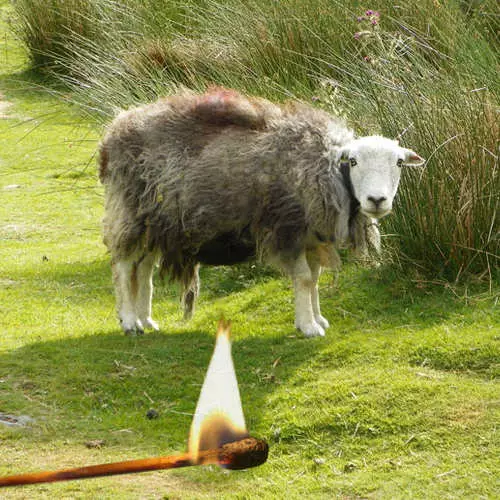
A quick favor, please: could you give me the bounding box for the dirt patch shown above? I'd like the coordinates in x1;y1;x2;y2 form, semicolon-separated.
0;91;13;118
446;403;485;430
0;91;23;119
0;99;13;118
0;278;19;287
0;224;28;241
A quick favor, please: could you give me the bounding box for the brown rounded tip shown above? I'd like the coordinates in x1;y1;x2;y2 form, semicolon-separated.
217;437;269;470
217;317;232;336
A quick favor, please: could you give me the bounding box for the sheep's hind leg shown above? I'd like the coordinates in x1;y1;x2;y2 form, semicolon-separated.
182;263;200;320
136;252;159;331
306;251;330;330
112;255;144;336
289;252;325;338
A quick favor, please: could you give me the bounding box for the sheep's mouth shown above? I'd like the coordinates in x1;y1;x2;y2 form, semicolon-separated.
361;207;391;219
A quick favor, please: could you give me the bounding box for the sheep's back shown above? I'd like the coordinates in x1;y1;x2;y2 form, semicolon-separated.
98;87;340;183
98;88;355;261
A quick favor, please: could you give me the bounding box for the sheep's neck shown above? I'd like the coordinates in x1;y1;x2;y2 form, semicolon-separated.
339;160;361;243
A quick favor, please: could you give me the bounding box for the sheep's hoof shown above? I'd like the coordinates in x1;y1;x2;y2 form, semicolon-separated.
142;317;159;331
124;326;144;336
297;322;325;338
121;318;145;336
315;315;330;329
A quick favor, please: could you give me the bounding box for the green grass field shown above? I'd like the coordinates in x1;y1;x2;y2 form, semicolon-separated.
0;1;499;498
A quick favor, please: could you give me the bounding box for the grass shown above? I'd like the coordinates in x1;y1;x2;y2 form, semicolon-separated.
1;1;499;498
8;0;500;281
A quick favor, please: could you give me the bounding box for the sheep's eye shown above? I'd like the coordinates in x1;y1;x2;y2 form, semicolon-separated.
397;158;404;167
350;158;357;167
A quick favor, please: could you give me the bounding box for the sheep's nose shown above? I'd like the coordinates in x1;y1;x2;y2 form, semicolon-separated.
368;196;387;209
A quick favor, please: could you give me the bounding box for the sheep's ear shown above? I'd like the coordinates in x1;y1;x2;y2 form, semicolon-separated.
401;148;425;167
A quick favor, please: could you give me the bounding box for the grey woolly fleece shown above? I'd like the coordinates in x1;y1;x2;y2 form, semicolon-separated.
99;88;376;283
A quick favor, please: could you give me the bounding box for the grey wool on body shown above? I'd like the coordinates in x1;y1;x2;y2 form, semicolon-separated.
99;87;424;337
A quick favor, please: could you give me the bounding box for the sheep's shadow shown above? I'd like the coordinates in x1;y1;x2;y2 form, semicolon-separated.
198;262;280;300
23;256;281;304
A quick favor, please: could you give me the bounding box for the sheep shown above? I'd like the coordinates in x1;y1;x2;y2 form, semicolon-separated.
98;87;424;337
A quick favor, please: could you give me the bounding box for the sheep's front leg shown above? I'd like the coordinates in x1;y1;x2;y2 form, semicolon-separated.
112;255;144;336
290;252;325;337
136;252;159;331
306;251;330;330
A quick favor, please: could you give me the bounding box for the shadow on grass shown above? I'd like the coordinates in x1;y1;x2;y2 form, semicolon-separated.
0;326;322;450
2;259;496;457
199;263;280;299
0;67;69;98
18;258;280;304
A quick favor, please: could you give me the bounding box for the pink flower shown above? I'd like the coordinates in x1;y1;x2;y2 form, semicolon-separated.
371;19;378;25
354;32;361;39
365;9;374;16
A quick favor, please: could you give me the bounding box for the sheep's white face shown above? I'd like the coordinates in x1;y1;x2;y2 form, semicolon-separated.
338;136;424;218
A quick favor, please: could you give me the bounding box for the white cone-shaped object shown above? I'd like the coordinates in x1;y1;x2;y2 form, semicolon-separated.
188;320;248;463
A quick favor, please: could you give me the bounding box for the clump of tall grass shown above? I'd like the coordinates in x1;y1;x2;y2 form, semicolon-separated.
10;0;499;281
11;0;113;70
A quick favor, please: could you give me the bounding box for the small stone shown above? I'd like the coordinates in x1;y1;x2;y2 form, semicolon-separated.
85;439;105;449
0;413;34;427
146;408;159;420
344;461;357;473
313;457;326;465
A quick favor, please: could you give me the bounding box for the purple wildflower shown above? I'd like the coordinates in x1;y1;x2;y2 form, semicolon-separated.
365;9;374;16
371;19;378;25
357;16;365;22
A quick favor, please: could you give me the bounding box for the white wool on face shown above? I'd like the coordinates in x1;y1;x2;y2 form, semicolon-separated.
342;136;404;218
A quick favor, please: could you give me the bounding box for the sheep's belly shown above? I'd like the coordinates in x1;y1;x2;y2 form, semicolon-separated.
196;231;256;265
